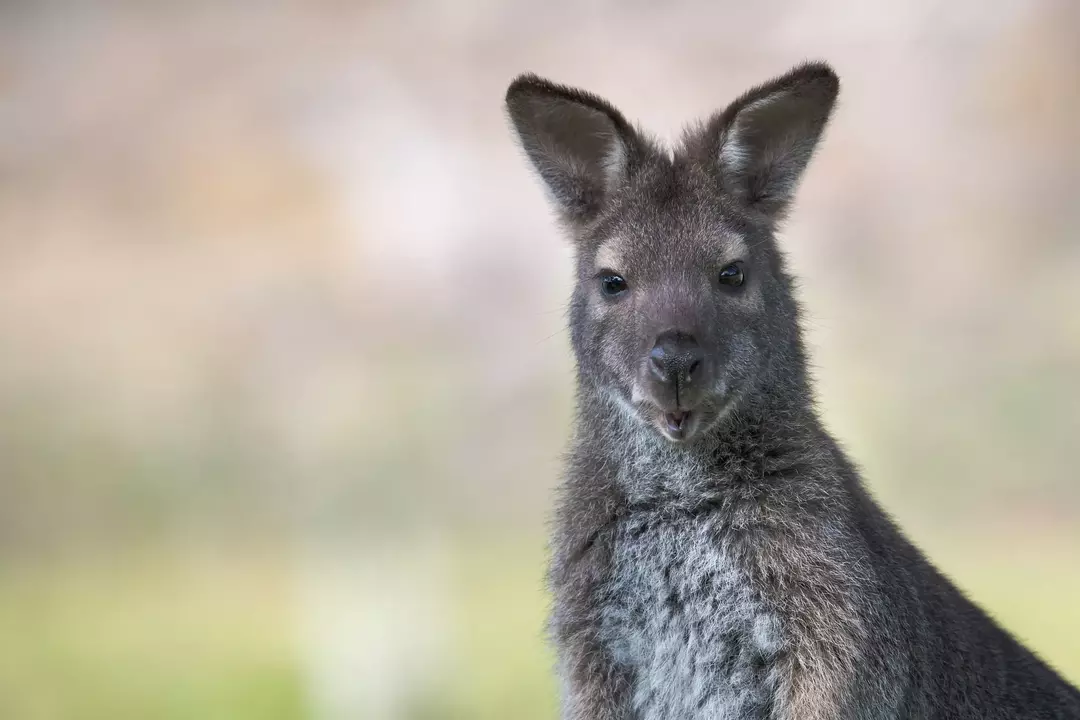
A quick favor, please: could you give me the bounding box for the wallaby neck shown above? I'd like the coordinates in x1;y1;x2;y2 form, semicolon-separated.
573;369;824;504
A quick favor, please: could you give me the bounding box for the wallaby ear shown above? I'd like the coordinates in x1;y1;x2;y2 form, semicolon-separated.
505;74;643;224
708;62;839;221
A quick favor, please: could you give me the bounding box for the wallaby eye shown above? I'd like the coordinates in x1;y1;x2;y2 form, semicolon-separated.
718;262;745;288
599;273;629;297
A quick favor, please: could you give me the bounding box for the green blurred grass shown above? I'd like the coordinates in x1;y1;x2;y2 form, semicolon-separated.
0;534;1075;719
0;538;558;720
441;538;558;720
0;547;306;720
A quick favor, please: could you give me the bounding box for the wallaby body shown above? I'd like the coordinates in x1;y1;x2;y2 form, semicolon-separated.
505;63;1080;719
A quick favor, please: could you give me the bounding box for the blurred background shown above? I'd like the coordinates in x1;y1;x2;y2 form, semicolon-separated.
1;0;1079;718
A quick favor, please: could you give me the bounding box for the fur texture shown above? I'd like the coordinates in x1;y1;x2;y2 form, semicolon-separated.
505;62;1080;719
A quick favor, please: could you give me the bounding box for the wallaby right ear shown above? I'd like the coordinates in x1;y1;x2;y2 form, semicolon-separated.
505;74;643;225
706;62;839;222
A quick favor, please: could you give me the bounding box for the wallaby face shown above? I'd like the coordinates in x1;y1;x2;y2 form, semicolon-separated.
507;65;837;443
506;63;1080;720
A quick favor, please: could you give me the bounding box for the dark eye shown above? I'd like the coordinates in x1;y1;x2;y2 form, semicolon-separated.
600;273;628;297
718;262;745;288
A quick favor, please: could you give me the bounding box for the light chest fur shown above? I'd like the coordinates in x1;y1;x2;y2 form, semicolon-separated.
598;507;785;719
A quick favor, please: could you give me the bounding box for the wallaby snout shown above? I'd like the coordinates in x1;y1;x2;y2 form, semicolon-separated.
648;331;705;392
645;330;710;407
644;329;712;440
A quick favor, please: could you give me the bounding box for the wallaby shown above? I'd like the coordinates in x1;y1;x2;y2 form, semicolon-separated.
505;62;1080;719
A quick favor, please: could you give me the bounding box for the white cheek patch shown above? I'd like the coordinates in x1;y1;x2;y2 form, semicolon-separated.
609;387;643;425
588;285;610;323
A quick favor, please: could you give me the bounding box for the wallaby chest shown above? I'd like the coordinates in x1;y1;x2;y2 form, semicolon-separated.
598;509;784;720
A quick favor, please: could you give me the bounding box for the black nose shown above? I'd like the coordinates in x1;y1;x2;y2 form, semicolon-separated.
648;331;705;391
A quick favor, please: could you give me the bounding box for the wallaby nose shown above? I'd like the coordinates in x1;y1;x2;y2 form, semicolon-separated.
648;331;705;391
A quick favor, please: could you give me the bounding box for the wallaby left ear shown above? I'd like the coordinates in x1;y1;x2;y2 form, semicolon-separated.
708;62;839;221
505;74;645;226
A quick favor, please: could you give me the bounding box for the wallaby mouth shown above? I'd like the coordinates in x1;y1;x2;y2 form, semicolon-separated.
650;390;735;444
664;410;688;434
660;409;692;441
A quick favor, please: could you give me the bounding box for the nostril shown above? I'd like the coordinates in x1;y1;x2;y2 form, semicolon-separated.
648;346;669;381
686;357;702;379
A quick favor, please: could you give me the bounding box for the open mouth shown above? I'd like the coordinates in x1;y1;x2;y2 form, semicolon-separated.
664;410;688;433
642;389;734;444
660;409;693;441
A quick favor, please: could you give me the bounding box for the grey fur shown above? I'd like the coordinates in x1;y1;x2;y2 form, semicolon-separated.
505;62;1080;719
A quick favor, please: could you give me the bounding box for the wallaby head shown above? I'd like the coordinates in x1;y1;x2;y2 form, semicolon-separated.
506;63;839;444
